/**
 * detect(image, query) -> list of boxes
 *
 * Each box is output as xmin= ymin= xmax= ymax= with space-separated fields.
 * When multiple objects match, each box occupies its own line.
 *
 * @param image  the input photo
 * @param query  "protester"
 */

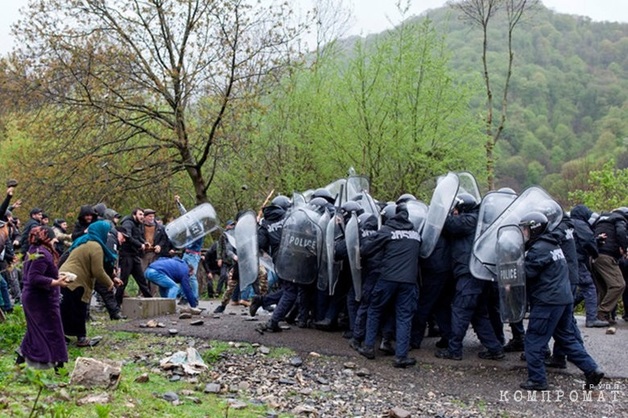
xmin=17 ymin=226 xmax=68 ymax=371
xmin=59 ymin=220 xmax=122 ymax=347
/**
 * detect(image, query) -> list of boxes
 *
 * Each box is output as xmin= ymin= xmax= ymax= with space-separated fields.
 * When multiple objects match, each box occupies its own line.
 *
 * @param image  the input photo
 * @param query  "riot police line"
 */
xmin=165 ymin=170 xmax=609 ymax=390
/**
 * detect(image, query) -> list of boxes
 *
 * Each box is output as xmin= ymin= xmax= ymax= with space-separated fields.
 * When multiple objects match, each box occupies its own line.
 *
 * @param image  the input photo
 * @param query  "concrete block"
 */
xmin=121 ymin=297 xmax=176 ymax=319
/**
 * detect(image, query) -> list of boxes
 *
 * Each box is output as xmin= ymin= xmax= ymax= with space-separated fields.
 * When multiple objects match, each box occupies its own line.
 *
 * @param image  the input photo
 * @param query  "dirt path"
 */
xmin=110 ymin=300 xmax=628 ymax=417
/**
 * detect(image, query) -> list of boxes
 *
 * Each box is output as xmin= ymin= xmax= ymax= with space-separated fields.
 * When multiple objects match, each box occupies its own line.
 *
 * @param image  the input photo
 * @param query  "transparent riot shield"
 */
xmin=317 ymin=211 xmax=331 ymax=291
xmin=275 ymin=207 xmax=322 ymax=285
xmin=327 ymin=214 xmax=342 ymax=295
xmin=323 ymin=179 xmax=347 ymax=204
xmin=470 ymin=190 xmax=518 ymax=280
xmin=496 ymin=225 xmax=527 ymax=323
xmin=165 ymin=203 xmax=219 ymax=249
xmin=406 ymin=200 xmax=428 ymax=232
xmin=472 ymin=186 xmax=563 ymax=280
xmin=234 ymin=210 xmax=259 ymax=291
xmin=420 ymin=172 xmax=459 ymax=258
xmin=346 ymin=176 xmax=370 ymax=201
xmin=457 ymin=171 xmax=482 ymax=205
xmin=345 ymin=212 xmax=362 ymax=302
xmin=292 ymin=192 xmax=307 ymax=208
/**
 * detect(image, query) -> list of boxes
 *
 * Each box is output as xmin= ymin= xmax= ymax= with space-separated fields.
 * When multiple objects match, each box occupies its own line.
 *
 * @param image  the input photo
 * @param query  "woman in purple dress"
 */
xmin=17 ymin=226 xmax=69 ymax=370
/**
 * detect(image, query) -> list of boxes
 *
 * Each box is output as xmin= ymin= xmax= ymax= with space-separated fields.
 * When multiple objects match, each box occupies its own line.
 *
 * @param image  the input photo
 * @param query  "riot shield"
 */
xmin=323 ymin=179 xmax=347 ymax=204
xmin=457 ymin=171 xmax=482 ymax=205
xmin=420 ymin=172 xmax=459 ymax=258
xmin=345 ymin=212 xmax=362 ymax=302
xmin=326 ymin=214 xmax=342 ymax=294
xmin=275 ymin=207 xmax=322 ymax=284
xmin=165 ymin=203 xmax=219 ymax=249
xmin=472 ymin=186 xmax=563 ymax=280
xmin=469 ymin=190 xmax=518 ymax=280
xmin=346 ymin=176 xmax=370 ymax=201
xmin=224 ymin=228 xmax=236 ymax=249
xmin=496 ymin=225 xmax=527 ymax=323
xmin=234 ymin=210 xmax=259 ymax=291
xmin=292 ymin=192 xmax=307 ymax=208
xmin=317 ymin=211 xmax=331 ymax=291
xmin=406 ymin=200 xmax=428 ymax=232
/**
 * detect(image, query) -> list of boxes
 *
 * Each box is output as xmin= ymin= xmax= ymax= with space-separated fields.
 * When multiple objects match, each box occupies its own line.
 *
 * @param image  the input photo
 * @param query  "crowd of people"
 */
xmin=0 ymin=187 xmax=215 ymax=371
xmin=235 ymin=185 xmax=624 ymax=390
xmin=2 ymin=176 xmax=626 ymax=391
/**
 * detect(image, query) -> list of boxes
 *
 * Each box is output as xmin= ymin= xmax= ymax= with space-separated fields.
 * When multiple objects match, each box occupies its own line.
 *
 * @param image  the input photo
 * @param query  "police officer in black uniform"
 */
xmin=358 ymin=203 xmax=421 ymax=368
xmin=435 ymin=193 xmax=505 ymax=361
xmin=517 ymin=211 xmax=604 ymax=391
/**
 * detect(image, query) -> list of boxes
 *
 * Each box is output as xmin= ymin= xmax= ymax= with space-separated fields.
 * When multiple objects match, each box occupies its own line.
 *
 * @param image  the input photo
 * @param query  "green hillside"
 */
xmin=415 ymin=3 xmax=628 ymax=202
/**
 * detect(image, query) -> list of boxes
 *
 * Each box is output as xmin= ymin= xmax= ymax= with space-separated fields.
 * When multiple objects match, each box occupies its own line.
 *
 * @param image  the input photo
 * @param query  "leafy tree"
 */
xmin=569 ymin=160 xmax=628 ymax=211
xmin=448 ymin=0 xmax=540 ymax=189
xmin=235 ymin=17 xmax=486 ymax=202
xmin=10 ymin=0 xmax=306 ymax=204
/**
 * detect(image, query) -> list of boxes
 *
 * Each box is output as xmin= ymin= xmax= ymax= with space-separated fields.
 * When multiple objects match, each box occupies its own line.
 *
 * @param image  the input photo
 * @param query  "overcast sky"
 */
xmin=1 ymin=0 xmax=626 ymax=55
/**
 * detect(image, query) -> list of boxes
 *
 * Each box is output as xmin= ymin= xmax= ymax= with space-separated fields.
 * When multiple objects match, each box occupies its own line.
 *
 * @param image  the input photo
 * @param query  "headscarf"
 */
xmin=28 ymin=226 xmax=59 ymax=265
xmin=67 ymin=220 xmax=117 ymax=266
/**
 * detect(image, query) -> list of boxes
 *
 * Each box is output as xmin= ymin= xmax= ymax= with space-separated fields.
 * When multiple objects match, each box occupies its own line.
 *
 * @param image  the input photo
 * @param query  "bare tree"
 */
xmin=449 ymin=0 xmax=538 ymax=189
xmin=10 ymin=0 xmax=307 ymax=204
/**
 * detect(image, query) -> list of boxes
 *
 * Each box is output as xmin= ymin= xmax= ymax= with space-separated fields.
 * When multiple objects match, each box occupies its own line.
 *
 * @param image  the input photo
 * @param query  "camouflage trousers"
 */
xmin=221 ymin=265 xmax=268 ymax=306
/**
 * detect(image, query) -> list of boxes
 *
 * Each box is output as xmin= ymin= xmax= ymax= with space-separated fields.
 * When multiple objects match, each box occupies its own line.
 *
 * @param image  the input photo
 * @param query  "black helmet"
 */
xmin=308 ymin=197 xmax=329 ymax=215
xmin=358 ymin=213 xmax=378 ymax=230
xmin=396 ymin=193 xmax=417 ymax=204
xmin=271 ymin=195 xmax=291 ymax=211
xmin=312 ymin=188 xmax=335 ymax=204
xmin=612 ymin=207 xmax=628 ymax=220
xmin=380 ymin=203 xmax=396 ymax=223
xmin=341 ymin=201 xmax=363 ymax=216
xmin=518 ymin=211 xmax=548 ymax=241
xmin=454 ymin=193 xmax=478 ymax=213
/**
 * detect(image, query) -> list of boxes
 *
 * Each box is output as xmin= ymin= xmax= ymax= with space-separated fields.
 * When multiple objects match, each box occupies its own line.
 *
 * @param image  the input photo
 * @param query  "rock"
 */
xmin=389 ymin=406 xmax=412 ymax=418
xmin=356 ymin=368 xmax=371 ymax=377
xmin=169 ymin=375 xmax=181 ymax=382
xmin=162 ymin=391 xmax=179 ymax=402
xmin=238 ymin=381 xmax=251 ymax=391
xmin=146 ymin=320 xmax=158 ymax=328
xmin=168 ymin=329 xmax=179 ymax=335
xmin=179 ymin=313 xmax=192 ymax=319
xmin=57 ymin=388 xmax=71 ymax=402
xmin=157 ymin=322 xmax=166 ymax=328
xmin=343 ymin=362 xmax=357 ymax=369
xmin=204 ymin=383 xmax=221 ymax=394
xmin=309 ymin=352 xmax=321 ymax=357
xmin=180 ymin=389 xmax=195 ymax=396
xmin=290 ymin=357 xmax=303 ymax=367
xmin=69 ymin=357 xmax=122 ymax=389
xmin=259 ymin=346 xmax=271 ymax=355
xmin=227 ymin=399 xmax=248 ymax=409
xmin=279 ymin=378 xmax=297 ymax=385
xmin=316 ymin=376 xmax=328 ymax=385
xmin=606 ymin=327 xmax=616 ymax=335
xmin=134 ymin=373 xmax=149 ymax=383
xmin=292 ymin=404 xmax=318 ymax=415
xmin=76 ymin=392 xmax=111 ymax=406
xmin=190 ymin=320 xmax=204 ymax=326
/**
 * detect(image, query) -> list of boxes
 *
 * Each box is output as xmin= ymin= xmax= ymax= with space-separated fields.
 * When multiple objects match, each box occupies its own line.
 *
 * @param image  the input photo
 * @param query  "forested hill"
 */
xmin=359 ymin=3 xmax=628 ymax=201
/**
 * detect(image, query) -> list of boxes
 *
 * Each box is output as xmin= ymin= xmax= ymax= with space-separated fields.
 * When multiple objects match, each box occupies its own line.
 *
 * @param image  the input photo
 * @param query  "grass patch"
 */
xmin=0 ymin=313 xmax=289 ymax=417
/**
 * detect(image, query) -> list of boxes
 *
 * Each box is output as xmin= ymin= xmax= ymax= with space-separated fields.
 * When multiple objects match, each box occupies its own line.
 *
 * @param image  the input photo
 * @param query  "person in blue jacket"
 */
xmin=145 ymin=257 xmax=198 ymax=308
xmin=517 ymin=211 xmax=603 ymax=391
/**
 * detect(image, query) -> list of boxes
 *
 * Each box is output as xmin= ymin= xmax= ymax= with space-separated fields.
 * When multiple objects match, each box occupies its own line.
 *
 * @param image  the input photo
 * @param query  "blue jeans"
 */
xmin=145 ymin=268 xmax=179 ymax=299
xmin=0 ymin=275 xmax=12 ymax=311
xmin=182 ymin=252 xmax=201 ymax=299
